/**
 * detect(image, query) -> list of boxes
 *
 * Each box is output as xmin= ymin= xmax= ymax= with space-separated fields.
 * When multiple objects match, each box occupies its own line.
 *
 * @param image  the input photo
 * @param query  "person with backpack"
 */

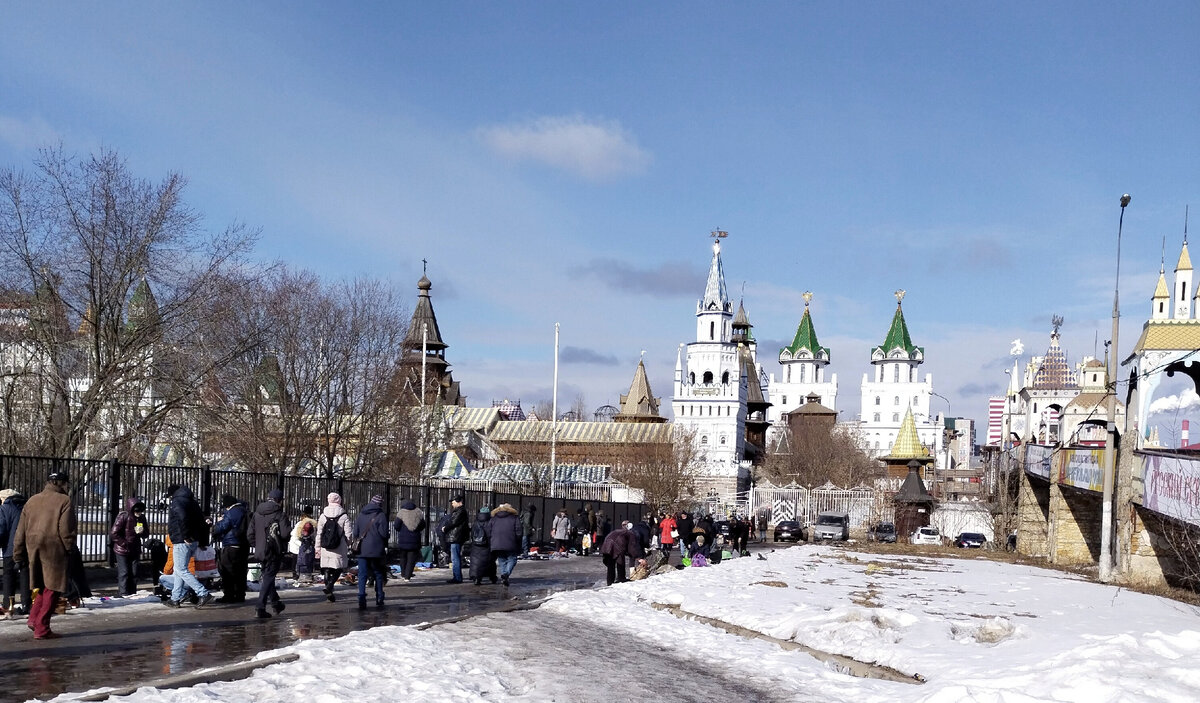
xmin=600 ymin=521 xmax=646 ymax=585
xmin=316 ymin=492 xmax=352 ymax=602
xmin=249 ymin=488 xmax=289 ymax=619
xmin=0 ymin=489 xmax=30 ymax=617
xmin=165 ymin=484 xmax=214 ymax=609
xmin=290 ymin=505 xmax=317 ymax=581
xmin=442 ymin=495 xmax=468 ymax=584
xmin=353 ymin=495 xmax=390 ymax=609
xmin=108 ymin=496 xmax=149 ymax=597
xmin=211 ymin=494 xmax=249 ymax=603
xmin=488 ymin=504 xmax=522 ymax=586
xmin=392 ymin=499 xmax=425 ymax=582
xmin=468 ymin=506 xmax=496 ymax=586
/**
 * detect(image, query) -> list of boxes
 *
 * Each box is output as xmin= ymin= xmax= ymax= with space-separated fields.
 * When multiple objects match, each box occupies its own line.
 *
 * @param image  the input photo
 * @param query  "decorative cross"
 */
xmin=894 ymin=289 xmax=906 ymax=303
xmin=422 ymin=258 xmax=428 ymax=274
xmin=711 ymin=229 xmax=728 ymax=239
xmin=802 ymin=291 xmax=813 ymax=306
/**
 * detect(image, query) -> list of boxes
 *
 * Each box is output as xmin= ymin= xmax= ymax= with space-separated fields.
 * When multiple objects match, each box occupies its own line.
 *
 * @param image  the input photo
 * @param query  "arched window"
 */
xmin=703 ymin=371 xmax=714 ymax=384
xmin=875 ymin=396 xmax=880 ymax=406
xmin=700 ymin=435 xmax=708 ymax=445
xmin=719 ymin=435 xmax=727 ymax=445
xmin=893 ymin=365 xmax=900 ymax=382
xmin=893 ymin=413 xmax=900 ymax=422
xmin=782 ymin=395 xmax=787 ymax=405
xmin=689 ymin=372 xmax=695 ymax=384
xmin=873 ymin=413 xmax=880 ymax=422
xmin=721 ymin=371 xmax=729 ymax=384
xmin=799 ymin=365 xmax=807 ymax=382
xmin=710 ymin=321 xmax=715 ymax=340
xmin=894 ymin=396 xmax=900 ymax=405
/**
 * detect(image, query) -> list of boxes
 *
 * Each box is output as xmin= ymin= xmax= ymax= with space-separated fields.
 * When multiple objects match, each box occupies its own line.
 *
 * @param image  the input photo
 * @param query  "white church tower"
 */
xmin=858 ymin=290 xmax=944 ymax=461
xmin=767 ymin=292 xmax=838 ymax=441
xmin=673 ymin=232 xmax=750 ymax=500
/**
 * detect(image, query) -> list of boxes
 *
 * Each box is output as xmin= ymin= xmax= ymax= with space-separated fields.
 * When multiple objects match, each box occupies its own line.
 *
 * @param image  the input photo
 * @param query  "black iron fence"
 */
xmin=0 ymin=455 xmax=649 ymax=563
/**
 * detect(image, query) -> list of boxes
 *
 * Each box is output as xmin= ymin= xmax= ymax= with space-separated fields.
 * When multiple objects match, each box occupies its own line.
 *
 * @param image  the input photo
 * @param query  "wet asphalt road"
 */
xmin=0 ymin=555 xmax=608 ymax=701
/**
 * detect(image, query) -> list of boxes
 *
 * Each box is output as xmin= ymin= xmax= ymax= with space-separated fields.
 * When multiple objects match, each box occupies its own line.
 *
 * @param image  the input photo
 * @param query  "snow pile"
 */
xmin=52 ymin=547 xmax=1200 ymax=702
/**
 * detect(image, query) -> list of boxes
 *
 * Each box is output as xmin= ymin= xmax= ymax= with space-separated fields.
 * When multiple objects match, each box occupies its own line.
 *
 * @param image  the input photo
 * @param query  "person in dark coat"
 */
xmin=574 ymin=506 xmax=593 ymax=555
xmin=697 ymin=514 xmax=716 ymax=548
xmin=211 ymin=494 xmax=250 ymax=603
xmin=468 ymin=506 xmax=496 ymax=586
xmin=631 ymin=515 xmax=652 ymax=553
xmin=489 ymin=504 xmax=522 ymax=586
xmin=677 ymin=512 xmax=696 ymax=554
xmin=519 ymin=503 xmax=536 ymax=556
xmin=165 ymin=484 xmax=213 ymax=608
xmin=109 ymin=496 xmax=149 ymax=596
xmin=353 ymin=495 xmax=390 ymax=608
xmin=442 ymin=495 xmax=468 ymax=584
xmin=0 ymin=489 xmax=31 ymax=616
xmin=600 ymin=522 xmax=646 ymax=585
xmin=12 ymin=471 xmax=76 ymax=639
xmin=249 ymin=488 xmax=289 ymax=618
xmin=392 ymin=499 xmax=425 ymax=581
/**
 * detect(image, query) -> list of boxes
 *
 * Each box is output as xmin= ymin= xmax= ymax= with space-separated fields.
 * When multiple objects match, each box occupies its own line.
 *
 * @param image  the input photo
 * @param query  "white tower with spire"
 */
xmin=1175 ymin=235 xmax=1193 ymax=320
xmin=672 ymin=232 xmax=751 ymax=500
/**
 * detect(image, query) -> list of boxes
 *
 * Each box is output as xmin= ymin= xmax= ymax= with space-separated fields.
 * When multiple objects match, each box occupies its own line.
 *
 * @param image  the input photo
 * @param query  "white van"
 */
xmin=810 ymin=511 xmax=850 ymax=541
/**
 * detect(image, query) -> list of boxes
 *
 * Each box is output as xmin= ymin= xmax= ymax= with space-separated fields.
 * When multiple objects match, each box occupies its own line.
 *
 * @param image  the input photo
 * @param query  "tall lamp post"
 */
xmin=931 ymin=391 xmax=951 ymax=497
xmin=1100 ymin=193 xmax=1131 ymax=583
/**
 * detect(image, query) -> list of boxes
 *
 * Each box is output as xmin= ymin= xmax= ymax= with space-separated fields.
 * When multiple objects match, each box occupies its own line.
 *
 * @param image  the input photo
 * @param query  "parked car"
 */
xmin=954 ymin=532 xmax=987 ymax=548
xmin=867 ymin=522 xmax=897 ymax=543
xmin=810 ymin=511 xmax=850 ymax=541
xmin=773 ymin=520 xmax=804 ymax=542
xmin=911 ymin=526 xmax=941 ymax=545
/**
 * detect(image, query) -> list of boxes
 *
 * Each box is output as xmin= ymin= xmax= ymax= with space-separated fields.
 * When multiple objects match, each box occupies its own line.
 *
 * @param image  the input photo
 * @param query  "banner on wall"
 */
xmin=1057 ymin=448 xmax=1104 ymax=492
xmin=1024 ymin=444 xmax=1054 ymax=480
xmin=1141 ymin=453 xmax=1200 ymax=528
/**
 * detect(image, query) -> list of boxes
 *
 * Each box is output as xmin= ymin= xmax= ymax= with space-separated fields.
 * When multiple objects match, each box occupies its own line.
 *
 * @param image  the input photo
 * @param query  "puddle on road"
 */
xmin=7 ymin=575 xmax=596 ymax=701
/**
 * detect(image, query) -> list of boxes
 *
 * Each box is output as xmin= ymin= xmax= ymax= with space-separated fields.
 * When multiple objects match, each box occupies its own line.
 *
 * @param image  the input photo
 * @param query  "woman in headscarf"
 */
xmin=315 ymin=492 xmax=352 ymax=602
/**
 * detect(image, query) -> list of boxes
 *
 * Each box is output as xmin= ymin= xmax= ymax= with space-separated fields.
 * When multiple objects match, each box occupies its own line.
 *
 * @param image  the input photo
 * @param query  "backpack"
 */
xmin=320 ymin=516 xmax=343 ymax=550
xmin=263 ymin=516 xmax=285 ymax=561
xmin=471 ymin=520 xmax=488 ymax=546
xmin=691 ymin=553 xmax=709 ymax=567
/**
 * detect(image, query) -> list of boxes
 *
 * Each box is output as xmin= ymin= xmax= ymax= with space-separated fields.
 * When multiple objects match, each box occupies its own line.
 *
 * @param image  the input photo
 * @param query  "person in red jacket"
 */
xmin=658 ymin=512 xmax=677 ymax=564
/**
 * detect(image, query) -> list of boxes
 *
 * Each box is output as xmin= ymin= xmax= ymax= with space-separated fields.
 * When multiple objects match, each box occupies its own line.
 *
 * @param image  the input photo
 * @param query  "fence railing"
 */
xmin=747 ymin=485 xmax=879 ymax=528
xmin=0 ymin=455 xmax=648 ymax=563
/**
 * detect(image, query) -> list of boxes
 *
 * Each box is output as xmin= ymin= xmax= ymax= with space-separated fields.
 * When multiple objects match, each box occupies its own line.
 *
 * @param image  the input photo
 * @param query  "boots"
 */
xmin=358 ymin=597 xmax=367 ymax=611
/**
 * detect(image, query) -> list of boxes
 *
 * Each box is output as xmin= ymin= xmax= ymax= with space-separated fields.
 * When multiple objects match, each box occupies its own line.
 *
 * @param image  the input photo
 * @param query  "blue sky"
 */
xmin=2 ymin=3 xmax=1199 ymax=436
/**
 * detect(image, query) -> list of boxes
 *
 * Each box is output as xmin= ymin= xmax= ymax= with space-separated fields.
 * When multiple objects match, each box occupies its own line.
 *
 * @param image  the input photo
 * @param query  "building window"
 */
xmin=894 ymin=396 xmax=900 ymax=405
xmin=873 ymin=413 xmax=880 ymax=422
xmin=893 ymin=413 xmax=900 ymax=422
xmin=722 ymin=371 xmax=729 ymax=384
xmin=719 ymin=435 xmax=727 ymax=445
xmin=703 ymin=371 xmax=713 ymax=384
xmin=782 ymin=395 xmax=787 ymax=405
xmin=1160 ymin=302 xmax=1165 ymax=314
xmin=701 ymin=435 xmax=708 ymax=445
xmin=799 ymin=365 xmax=807 ymax=382
xmin=875 ymin=396 xmax=880 ymax=406
xmin=710 ymin=321 xmax=715 ymax=340
xmin=786 ymin=366 xmax=791 ymax=382
xmin=689 ymin=372 xmax=695 ymax=384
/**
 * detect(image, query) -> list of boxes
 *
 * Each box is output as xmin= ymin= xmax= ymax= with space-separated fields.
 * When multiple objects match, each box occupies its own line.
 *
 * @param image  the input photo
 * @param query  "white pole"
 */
xmin=550 ymin=323 xmax=560 ymax=495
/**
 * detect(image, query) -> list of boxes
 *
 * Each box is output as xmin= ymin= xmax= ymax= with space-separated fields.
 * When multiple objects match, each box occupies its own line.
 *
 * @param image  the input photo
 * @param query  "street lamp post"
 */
xmin=1100 ymin=193 xmax=1131 ymax=583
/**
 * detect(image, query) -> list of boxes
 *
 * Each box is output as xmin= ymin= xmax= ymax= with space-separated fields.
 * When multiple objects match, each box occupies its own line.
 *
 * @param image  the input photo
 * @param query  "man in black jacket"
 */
xmin=165 ymin=484 xmax=213 ymax=608
xmin=249 ymin=489 xmax=289 ymax=618
xmin=211 ymin=494 xmax=249 ymax=603
xmin=442 ymin=495 xmax=468 ymax=584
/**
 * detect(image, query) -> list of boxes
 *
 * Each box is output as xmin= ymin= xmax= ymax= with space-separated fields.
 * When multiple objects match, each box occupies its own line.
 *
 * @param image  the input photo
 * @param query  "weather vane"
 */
xmin=802 ymin=291 xmax=813 ymax=306
xmin=711 ymin=228 xmax=728 ymax=239
xmin=894 ymin=289 xmax=906 ymax=304
xmin=1052 ymin=314 xmax=1064 ymax=335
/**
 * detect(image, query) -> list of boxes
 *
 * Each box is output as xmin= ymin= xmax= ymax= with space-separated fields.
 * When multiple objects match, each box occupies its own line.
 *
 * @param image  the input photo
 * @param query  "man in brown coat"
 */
xmin=13 ymin=470 xmax=76 ymax=639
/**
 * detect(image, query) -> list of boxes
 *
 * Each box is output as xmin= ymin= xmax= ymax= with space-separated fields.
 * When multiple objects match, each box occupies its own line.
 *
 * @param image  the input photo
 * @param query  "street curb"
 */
xmin=70 ymin=652 xmax=301 ymax=701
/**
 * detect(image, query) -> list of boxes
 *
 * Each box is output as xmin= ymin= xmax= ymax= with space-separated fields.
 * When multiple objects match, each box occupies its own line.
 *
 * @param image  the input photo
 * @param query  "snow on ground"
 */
xmin=49 ymin=546 xmax=1200 ymax=703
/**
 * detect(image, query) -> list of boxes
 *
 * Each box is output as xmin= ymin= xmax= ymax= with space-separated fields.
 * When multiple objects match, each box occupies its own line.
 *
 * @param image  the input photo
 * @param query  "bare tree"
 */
xmin=762 ymin=423 xmax=879 ymax=488
xmin=611 ymin=426 xmax=700 ymax=510
xmin=0 ymin=147 xmax=260 ymax=459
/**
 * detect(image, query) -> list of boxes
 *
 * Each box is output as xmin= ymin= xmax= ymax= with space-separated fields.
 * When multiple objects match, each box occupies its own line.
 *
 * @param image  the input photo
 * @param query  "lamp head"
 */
xmin=1121 ymin=194 xmax=1131 ymax=208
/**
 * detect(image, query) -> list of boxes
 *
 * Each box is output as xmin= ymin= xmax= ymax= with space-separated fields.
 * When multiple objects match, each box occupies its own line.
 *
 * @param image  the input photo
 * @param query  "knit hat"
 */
xmin=451 ymin=494 xmax=465 ymax=504
xmin=0 ymin=488 xmax=17 ymax=502
xmin=221 ymin=493 xmax=239 ymax=509
xmin=479 ymin=505 xmax=491 ymax=514
xmin=268 ymin=488 xmax=284 ymax=502
xmin=370 ymin=494 xmax=384 ymax=505
xmin=328 ymin=492 xmax=342 ymax=505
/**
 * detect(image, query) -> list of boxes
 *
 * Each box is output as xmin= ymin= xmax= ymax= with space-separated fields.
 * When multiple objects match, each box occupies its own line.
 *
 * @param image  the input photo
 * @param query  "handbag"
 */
xmin=670 ymin=529 xmax=679 ymax=539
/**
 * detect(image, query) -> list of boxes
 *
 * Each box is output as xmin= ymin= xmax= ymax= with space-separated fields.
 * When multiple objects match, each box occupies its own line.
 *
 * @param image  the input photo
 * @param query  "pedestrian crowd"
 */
xmin=1 ymin=469 xmax=769 ymax=640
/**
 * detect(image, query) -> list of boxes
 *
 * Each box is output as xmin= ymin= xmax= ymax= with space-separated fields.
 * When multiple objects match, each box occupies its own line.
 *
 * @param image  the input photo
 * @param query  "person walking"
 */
xmin=489 ymin=504 xmax=522 ymax=586
xmin=468 ymin=506 xmax=496 ymax=586
xmin=0 ymin=489 xmax=31 ymax=618
xmin=574 ymin=505 xmax=593 ymax=555
xmin=631 ymin=515 xmax=652 ymax=554
xmin=442 ymin=495 xmax=468 ymax=583
xmin=600 ymin=521 xmax=646 ymax=585
xmin=658 ymin=512 xmax=677 ymax=564
xmin=109 ymin=496 xmax=149 ymax=596
xmin=290 ymin=505 xmax=317 ymax=581
xmin=519 ymin=503 xmax=536 ymax=557
xmin=249 ymin=488 xmax=289 ymax=618
xmin=392 ymin=499 xmax=425 ymax=581
xmin=211 ymin=494 xmax=250 ymax=603
xmin=165 ymin=484 xmax=214 ymax=609
xmin=353 ymin=495 xmax=390 ymax=609
xmin=676 ymin=511 xmax=695 ymax=556
xmin=551 ymin=509 xmax=571 ymax=552
xmin=12 ymin=470 xmax=76 ymax=639
xmin=316 ymin=492 xmax=352 ymax=602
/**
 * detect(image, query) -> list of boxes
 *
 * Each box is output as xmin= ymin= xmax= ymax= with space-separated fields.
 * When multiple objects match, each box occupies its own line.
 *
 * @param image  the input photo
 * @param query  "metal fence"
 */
xmin=747 ymin=484 xmax=880 ymax=528
xmin=0 ymin=455 xmax=648 ymax=563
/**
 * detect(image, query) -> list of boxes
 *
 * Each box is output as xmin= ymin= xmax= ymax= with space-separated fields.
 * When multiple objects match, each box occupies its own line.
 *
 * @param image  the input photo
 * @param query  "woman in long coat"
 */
xmin=551 ymin=509 xmax=571 ymax=552
xmin=315 ymin=492 xmax=352 ymax=602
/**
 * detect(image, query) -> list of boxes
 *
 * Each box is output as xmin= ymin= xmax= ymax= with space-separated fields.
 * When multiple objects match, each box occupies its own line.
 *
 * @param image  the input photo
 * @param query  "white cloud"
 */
xmin=0 ymin=114 xmax=60 ymax=151
xmin=477 ymin=115 xmax=650 ymax=181
xmin=1148 ymin=388 xmax=1200 ymax=416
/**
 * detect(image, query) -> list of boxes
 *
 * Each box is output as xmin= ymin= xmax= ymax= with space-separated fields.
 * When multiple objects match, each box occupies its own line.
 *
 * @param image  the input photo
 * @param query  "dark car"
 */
xmin=867 ymin=522 xmax=897 ymax=543
xmin=954 ymin=532 xmax=987 ymax=548
xmin=773 ymin=520 xmax=804 ymax=543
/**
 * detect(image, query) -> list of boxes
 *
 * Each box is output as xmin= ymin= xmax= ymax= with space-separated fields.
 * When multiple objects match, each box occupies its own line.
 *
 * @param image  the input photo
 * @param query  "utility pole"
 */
xmin=550 ymin=323 xmax=559 ymax=496
xmin=1100 ymin=193 xmax=1131 ymax=583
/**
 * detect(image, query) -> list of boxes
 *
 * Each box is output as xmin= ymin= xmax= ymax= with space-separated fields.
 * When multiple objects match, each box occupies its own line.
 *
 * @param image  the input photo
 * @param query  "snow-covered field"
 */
xmin=52 ymin=545 xmax=1200 ymax=703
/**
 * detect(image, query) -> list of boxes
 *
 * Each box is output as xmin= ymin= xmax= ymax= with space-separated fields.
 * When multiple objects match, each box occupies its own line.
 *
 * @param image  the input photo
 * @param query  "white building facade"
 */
xmin=767 ymin=292 xmax=838 ymax=446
